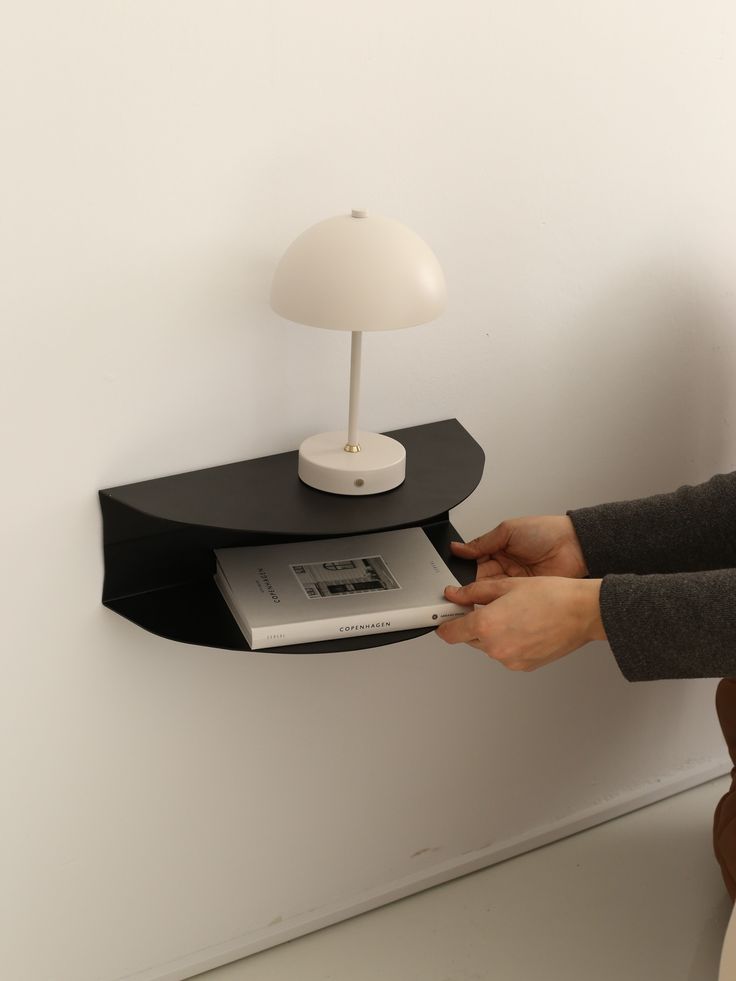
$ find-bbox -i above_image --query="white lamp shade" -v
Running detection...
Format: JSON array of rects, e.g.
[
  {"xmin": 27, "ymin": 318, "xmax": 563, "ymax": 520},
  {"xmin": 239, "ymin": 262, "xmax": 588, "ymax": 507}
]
[{"xmin": 270, "ymin": 210, "xmax": 446, "ymax": 331}]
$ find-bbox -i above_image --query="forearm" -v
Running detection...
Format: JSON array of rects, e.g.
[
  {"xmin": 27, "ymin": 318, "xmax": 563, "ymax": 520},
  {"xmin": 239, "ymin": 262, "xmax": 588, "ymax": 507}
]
[
  {"xmin": 568, "ymin": 471, "xmax": 736, "ymax": 577},
  {"xmin": 598, "ymin": 568, "xmax": 736, "ymax": 681}
]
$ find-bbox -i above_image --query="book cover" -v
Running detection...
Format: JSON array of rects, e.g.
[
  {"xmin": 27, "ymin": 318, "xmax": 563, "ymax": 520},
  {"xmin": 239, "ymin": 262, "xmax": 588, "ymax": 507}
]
[{"xmin": 214, "ymin": 527, "xmax": 467, "ymax": 649}]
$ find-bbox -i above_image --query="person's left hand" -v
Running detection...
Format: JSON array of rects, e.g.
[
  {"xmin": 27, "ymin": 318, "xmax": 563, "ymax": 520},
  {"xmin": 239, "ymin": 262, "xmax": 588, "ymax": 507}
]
[{"xmin": 436, "ymin": 576, "xmax": 606, "ymax": 671}]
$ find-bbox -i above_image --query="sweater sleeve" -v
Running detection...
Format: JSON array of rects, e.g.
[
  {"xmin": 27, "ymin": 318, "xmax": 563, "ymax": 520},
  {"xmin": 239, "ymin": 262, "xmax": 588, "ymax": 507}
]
[
  {"xmin": 567, "ymin": 471, "xmax": 736, "ymax": 577},
  {"xmin": 566, "ymin": 471, "xmax": 736, "ymax": 681},
  {"xmin": 598, "ymin": 569, "xmax": 736, "ymax": 681}
]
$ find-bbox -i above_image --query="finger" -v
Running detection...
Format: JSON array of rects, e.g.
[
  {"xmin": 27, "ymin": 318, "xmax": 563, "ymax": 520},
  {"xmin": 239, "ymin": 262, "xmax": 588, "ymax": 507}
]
[
  {"xmin": 450, "ymin": 540, "xmax": 490, "ymax": 564},
  {"xmin": 478, "ymin": 554, "xmax": 530, "ymax": 579},
  {"xmin": 444, "ymin": 580, "xmax": 511, "ymax": 606},
  {"xmin": 475, "ymin": 557, "xmax": 506, "ymax": 579},
  {"xmin": 451, "ymin": 523, "xmax": 511, "ymax": 560},
  {"xmin": 435, "ymin": 609, "xmax": 482, "ymax": 645},
  {"xmin": 457, "ymin": 639, "xmax": 518, "ymax": 659},
  {"xmin": 444, "ymin": 585, "xmax": 476, "ymax": 607}
]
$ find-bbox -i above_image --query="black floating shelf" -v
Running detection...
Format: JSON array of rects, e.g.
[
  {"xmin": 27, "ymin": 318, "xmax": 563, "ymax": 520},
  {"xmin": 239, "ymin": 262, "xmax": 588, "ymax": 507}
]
[{"xmin": 99, "ymin": 418, "xmax": 485, "ymax": 654}]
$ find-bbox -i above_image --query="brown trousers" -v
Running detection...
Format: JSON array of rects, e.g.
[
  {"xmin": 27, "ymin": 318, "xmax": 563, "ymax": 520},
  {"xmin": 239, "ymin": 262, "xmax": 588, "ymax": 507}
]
[{"xmin": 714, "ymin": 678, "xmax": 736, "ymax": 901}]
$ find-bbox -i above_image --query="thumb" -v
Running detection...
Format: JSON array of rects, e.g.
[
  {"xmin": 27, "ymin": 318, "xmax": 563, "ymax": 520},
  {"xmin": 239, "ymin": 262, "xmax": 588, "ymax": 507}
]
[
  {"xmin": 451, "ymin": 523, "xmax": 511, "ymax": 559},
  {"xmin": 444, "ymin": 578, "xmax": 513, "ymax": 606}
]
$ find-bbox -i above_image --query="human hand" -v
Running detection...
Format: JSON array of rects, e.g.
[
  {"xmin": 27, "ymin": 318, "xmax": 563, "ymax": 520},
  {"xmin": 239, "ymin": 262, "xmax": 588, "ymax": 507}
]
[
  {"xmin": 450, "ymin": 515, "xmax": 588, "ymax": 581},
  {"xmin": 436, "ymin": 576, "xmax": 606, "ymax": 671}
]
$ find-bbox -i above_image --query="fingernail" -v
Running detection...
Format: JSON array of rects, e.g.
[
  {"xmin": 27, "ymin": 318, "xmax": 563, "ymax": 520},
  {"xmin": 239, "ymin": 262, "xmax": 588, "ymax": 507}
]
[{"xmin": 445, "ymin": 584, "xmax": 458, "ymax": 593}]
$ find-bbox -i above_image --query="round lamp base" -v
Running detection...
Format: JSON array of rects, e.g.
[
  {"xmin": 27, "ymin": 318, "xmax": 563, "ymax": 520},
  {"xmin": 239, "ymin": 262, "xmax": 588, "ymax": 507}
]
[{"xmin": 298, "ymin": 431, "xmax": 406, "ymax": 495}]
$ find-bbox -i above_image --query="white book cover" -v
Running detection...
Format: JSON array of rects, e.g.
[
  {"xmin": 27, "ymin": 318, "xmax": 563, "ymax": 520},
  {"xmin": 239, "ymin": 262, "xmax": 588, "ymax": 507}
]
[{"xmin": 214, "ymin": 527, "xmax": 467, "ymax": 649}]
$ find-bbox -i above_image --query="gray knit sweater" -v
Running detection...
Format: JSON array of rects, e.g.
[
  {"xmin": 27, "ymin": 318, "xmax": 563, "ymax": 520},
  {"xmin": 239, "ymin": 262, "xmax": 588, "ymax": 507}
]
[{"xmin": 567, "ymin": 472, "xmax": 736, "ymax": 682}]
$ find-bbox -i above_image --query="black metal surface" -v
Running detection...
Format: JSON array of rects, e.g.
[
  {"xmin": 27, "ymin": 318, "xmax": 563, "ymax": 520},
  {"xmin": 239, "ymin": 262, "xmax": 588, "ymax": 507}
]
[
  {"xmin": 104, "ymin": 521, "xmax": 476, "ymax": 654},
  {"xmin": 99, "ymin": 419, "xmax": 485, "ymax": 654},
  {"xmin": 100, "ymin": 419, "xmax": 484, "ymax": 536}
]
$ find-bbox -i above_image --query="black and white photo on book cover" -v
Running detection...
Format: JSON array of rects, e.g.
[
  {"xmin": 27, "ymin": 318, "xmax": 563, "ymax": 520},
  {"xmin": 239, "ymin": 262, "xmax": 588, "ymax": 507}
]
[
  {"xmin": 291, "ymin": 554, "xmax": 400, "ymax": 599},
  {"xmin": 214, "ymin": 526, "xmax": 467, "ymax": 649}
]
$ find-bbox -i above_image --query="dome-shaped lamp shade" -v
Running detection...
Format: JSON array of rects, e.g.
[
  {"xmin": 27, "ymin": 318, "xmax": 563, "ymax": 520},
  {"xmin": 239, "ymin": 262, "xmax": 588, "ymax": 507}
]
[{"xmin": 270, "ymin": 210, "xmax": 446, "ymax": 331}]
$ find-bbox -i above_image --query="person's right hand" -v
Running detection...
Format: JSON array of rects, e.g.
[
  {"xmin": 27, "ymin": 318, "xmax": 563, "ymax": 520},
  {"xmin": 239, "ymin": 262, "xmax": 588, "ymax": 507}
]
[{"xmin": 450, "ymin": 515, "xmax": 589, "ymax": 581}]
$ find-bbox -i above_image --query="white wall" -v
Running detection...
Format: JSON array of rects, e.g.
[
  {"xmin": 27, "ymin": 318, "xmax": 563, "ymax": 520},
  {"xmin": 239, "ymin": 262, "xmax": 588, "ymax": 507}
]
[{"xmin": 3, "ymin": 3, "xmax": 736, "ymax": 979}]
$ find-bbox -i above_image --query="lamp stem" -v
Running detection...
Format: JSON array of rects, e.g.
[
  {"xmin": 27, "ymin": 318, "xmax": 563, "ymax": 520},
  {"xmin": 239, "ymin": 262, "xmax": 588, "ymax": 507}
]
[{"xmin": 346, "ymin": 330, "xmax": 362, "ymax": 451}]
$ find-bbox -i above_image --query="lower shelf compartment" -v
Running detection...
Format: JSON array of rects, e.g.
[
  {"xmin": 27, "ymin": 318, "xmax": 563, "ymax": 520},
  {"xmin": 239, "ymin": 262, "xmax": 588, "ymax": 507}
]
[{"xmin": 104, "ymin": 521, "xmax": 476, "ymax": 654}]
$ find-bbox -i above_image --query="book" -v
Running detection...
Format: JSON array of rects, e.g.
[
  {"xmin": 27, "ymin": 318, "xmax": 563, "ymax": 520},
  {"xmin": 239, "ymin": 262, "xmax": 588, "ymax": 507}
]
[{"xmin": 214, "ymin": 526, "xmax": 467, "ymax": 649}]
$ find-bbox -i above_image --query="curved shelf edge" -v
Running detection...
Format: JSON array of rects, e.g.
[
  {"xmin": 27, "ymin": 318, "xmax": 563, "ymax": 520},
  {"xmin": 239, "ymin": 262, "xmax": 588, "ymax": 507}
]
[{"xmin": 100, "ymin": 418, "xmax": 485, "ymax": 537}]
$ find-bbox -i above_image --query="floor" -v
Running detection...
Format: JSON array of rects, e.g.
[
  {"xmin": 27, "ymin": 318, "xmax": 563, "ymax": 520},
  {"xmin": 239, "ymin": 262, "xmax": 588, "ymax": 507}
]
[{"xmin": 197, "ymin": 776, "xmax": 733, "ymax": 981}]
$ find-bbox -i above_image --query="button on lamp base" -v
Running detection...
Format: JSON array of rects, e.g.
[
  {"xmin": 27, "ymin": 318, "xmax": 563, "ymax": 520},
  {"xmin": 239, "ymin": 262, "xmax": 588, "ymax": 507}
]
[{"xmin": 298, "ymin": 431, "xmax": 406, "ymax": 495}]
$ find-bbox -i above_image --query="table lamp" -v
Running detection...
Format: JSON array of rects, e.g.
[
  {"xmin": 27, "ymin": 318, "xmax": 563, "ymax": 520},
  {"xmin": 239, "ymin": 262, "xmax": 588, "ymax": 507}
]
[{"xmin": 270, "ymin": 208, "xmax": 447, "ymax": 495}]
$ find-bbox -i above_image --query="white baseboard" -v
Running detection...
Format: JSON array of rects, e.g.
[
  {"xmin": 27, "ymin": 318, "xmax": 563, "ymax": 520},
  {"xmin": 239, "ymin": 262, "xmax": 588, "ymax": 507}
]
[{"xmin": 121, "ymin": 757, "xmax": 731, "ymax": 981}]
